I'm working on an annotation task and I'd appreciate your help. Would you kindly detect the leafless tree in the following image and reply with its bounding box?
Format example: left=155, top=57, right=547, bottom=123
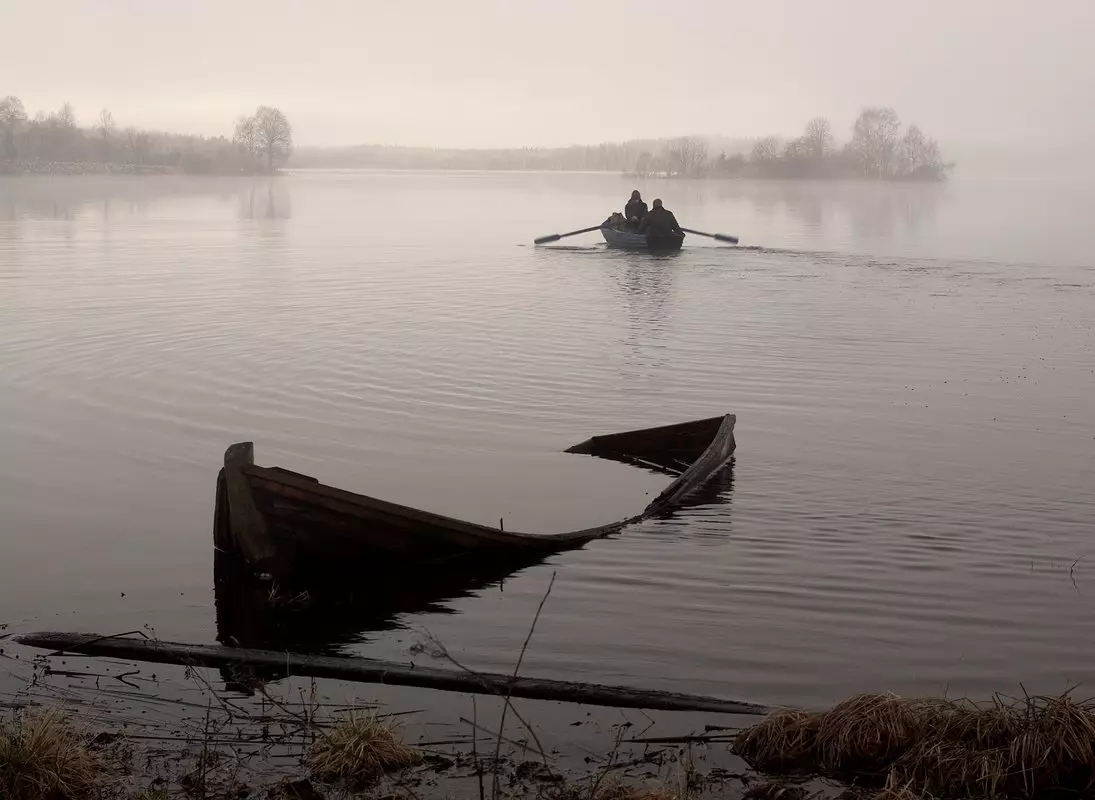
left=750, top=136, right=781, bottom=164
left=232, top=115, right=259, bottom=163
left=803, top=117, right=833, bottom=161
left=851, top=107, right=902, bottom=178
left=633, top=151, right=653, bottom=177
left=896, top=124, right=944, bottom=179
left=0, top=95, right=27, bottom=160
left=667, top=136, right=708, bottom=177
left=97, top=109, right=116, bottom=162
left=125, top=126, right=150, bottom=165
left=55, top=102, right=77, bottom=130
left=252, top=106, right=293, bottom=170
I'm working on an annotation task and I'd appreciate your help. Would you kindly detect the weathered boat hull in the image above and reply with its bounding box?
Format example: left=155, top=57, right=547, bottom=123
left=215, top=415, right=736, bottom=579
left=601, top=226, right=685, bottom=251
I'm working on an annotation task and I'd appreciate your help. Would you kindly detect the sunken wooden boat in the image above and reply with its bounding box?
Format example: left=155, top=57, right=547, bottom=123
left=215, top=415, right=735, bottom=580
left=601, top=226, right=685, bottom=251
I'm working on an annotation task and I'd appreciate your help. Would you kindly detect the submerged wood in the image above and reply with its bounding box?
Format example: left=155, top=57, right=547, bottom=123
left=216, top=415, right=736, bottom=578
left=13, top=631, right=773, bottom=717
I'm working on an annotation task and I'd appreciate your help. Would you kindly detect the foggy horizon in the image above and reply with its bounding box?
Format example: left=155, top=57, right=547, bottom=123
left=4, top=0, right=1093, bottom=151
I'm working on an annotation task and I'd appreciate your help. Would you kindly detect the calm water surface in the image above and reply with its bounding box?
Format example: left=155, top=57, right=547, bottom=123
left=1, top=171, right=1093, bottom=710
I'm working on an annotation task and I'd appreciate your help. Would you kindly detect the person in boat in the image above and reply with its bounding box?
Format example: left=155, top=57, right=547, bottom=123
left=624, top=190, right=648, bottom=228
left=638, top=198, right=684, bottom=244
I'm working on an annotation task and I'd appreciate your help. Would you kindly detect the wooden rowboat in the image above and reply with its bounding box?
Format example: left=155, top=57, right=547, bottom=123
left=601, top=226, right=685, bottom=251
left=215, top=415, right=736, bottom=580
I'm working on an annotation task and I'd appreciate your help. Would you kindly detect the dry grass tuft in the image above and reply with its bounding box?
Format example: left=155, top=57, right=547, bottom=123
left=733, top=709, right=823, bottom=773
left=542, top=778, right=679, bottom=800
left=741, top=779, right=807, bottom=800
left=0, top=709, right=117, bottom=800
left=308, top=710, right=421, bottom=787
left=814, top=693, right=931, bottom=773
left=735, top=690, right=1095, bottom=799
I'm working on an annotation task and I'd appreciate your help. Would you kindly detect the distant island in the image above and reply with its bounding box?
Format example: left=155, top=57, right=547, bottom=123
left=296, top=109, right=952, bottom=182
left=1, top=96, right=951, bottom=182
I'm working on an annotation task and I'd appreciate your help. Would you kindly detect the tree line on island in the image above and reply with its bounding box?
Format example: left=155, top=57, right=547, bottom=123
left=2, top=95, right=949, bottom=181
left=0, top=95, right=293, bottom=175
left=647, top=108, right=951, bottom=181
left=295, top=107, right=951, bottom=181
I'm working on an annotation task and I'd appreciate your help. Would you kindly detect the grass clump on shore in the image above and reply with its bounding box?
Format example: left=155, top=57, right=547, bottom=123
left=543, top=779, right=680, bottom=800
left=308, top=710, right=421, bottom=787
left=734, top=691, right=1095, bottom=799
left=0, top=709, right=117, bottom=800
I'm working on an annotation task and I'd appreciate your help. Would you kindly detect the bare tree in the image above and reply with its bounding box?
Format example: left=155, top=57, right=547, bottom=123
left=667, top=136, right=708, bottom=177
left=750, top=136, right=781, bottom=164
left=55, top=102, right=77, bottom=130
left=125, top=126, right=150, bottom=165
left=633, top=151, right=653, bottom=177
left=896, top=124, right=945, bottom=179
left=851, top=107, right=902, bottom=178
left=232, top=115, right=260, bottom=165
left=0, top=95, right=27, bottom=160
left=97, top=109, right=116, bottom=162
left=803, top=117, right=833, bottom=161
left=252, top=106, right=293, bottom=170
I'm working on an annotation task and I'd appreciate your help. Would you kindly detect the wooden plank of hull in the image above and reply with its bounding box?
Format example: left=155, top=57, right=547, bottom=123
left=600, top=227, right=684, bottom=251
left=242, top=463, right=633, bottom=563
left=566, top=415, right=736, bottom=517
left=222, top=443, right=284, bottom=576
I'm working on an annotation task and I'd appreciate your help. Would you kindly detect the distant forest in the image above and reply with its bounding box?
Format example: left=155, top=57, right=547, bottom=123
left=2, top=96, right=950, bottom=182
left=0, top=95, right=293, bottom=175
left=297, top=108, right=951, bottom=182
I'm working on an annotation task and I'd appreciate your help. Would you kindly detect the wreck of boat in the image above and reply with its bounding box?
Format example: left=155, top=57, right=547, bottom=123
left=214, top=415, right=736, bottom=581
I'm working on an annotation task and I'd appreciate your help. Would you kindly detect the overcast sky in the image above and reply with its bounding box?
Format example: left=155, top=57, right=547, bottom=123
left=4, top=0, right=1093, bottom=148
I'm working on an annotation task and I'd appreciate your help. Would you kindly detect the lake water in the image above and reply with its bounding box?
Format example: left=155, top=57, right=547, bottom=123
left=1, top=171, right=1093, bottom=712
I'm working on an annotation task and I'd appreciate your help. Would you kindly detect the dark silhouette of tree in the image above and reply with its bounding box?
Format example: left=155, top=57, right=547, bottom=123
left=233, top=115, right=260, bottom=165
left=803, top=117, right=833, bottom=161
left=751, top=136, right=781, bottom=165
left=253, top=106, right=292, bottom=170
left=97, top=109, right=115, bottom=162
left=633, top=151, right=653, bottom=177
left=895, top=124, right=946, bottom=180
left=0, top=96, right=27, bottom=160
left=851, top=107, right=902, bottom=178
left=667, top=137, right=708, bottom=177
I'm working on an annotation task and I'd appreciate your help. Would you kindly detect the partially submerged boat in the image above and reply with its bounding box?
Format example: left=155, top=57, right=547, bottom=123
left=215, top=415, right=736, bottom=580
left=601, top=226, right=685, bottom=251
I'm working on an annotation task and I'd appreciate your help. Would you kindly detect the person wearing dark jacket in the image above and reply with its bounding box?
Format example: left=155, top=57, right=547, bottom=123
left=624, top=190, right=648, bottom=224
left=638, top=199, right=683, bottom=242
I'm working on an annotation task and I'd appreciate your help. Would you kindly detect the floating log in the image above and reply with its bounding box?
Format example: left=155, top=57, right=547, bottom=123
left=13, top=631, right=772, bottom=717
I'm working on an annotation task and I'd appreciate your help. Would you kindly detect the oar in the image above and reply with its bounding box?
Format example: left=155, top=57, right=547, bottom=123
left=534, top=224, right=604, bottom=245
left=679, top=228, right=739, bottom=245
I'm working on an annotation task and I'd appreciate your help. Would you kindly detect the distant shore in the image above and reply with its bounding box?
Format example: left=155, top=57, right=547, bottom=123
left=1, top=159, right=175, bottom=176
left=0, top=159, right=282, bottom=177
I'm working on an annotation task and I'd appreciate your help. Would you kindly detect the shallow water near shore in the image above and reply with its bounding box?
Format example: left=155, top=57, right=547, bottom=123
left=1, top=170, right=1094, bottom=712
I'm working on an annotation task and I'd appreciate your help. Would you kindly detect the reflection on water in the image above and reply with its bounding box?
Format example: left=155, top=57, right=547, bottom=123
left=0, top=175, right=291, bottom=223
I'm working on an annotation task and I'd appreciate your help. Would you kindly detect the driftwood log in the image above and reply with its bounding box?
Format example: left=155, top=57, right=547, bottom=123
left=13, top=631, right=774, bottom=716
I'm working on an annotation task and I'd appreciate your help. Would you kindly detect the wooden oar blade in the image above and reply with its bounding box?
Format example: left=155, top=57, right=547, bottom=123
left=680, top=227, right=739, bottom=245
left=533, top=223, right=604, bottom=245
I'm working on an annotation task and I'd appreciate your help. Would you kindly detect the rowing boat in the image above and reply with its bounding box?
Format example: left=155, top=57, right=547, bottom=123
left=601, top=226, right=685, bottom=251
left=214, top=415, right=736, bottom=580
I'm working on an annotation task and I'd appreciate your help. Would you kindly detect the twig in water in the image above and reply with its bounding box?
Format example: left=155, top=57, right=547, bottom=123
left=492, top=571, right=556, bottom=800
left=417, top=630, right=550, bottom=766
left=472, top=696, right=485, bottom=800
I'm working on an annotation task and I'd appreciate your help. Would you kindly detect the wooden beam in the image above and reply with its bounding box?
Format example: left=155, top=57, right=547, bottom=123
left=222, top=442, right=282, bottom=577
left=13, top=631, right=775, bottom=717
